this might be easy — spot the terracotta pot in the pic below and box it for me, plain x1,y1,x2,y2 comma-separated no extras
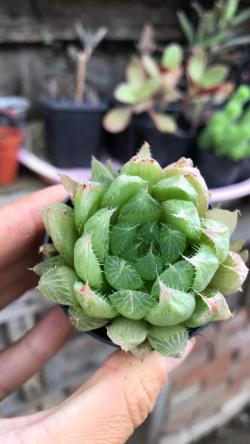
0,126,22,185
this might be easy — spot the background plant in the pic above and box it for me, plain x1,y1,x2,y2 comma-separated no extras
178,0,250,58
42,23,107,103
34,144,248,357
103,26,183,134
182,48,234,128
199,85,250,160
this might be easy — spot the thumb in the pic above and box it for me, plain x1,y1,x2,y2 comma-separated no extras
38,342,194,444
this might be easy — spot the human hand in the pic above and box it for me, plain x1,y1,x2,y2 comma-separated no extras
0,186,194,444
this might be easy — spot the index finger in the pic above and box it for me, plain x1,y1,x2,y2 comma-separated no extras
0,185,66,267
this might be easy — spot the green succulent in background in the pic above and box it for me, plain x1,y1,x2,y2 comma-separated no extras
183,47,234,128
103,25,183,135
199,85,250,161
178,0,250,55
34,144,249,357
187,49,229,92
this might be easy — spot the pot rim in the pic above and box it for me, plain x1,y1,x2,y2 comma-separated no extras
39,97,108,112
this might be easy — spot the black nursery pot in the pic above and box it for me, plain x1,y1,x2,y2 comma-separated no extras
197,150,243,188
106,113,195,167
43,197,204,349
40,98,107,168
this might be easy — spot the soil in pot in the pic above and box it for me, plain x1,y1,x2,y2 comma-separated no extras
105,113,195,167
40,99,107,168
0,126,22,185
197,149,242,188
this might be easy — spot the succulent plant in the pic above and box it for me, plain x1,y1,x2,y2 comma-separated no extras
34,144,248,357
103,25,183,135
199,85,250,160
183,48,234,128
178,0,250,56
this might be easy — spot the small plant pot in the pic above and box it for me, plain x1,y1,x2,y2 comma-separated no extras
238,156,250,181
40,98,107,168
0,126,22,185
197,150,242,188
105,113,194,167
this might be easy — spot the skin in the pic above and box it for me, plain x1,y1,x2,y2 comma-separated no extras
0,185,194,444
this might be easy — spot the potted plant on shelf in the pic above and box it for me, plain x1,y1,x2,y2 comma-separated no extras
40,23,107,168
103,26,188,165
197,85,250,188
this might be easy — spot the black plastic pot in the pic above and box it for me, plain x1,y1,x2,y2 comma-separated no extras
197,150,243,188
238,157,250,181
40,98,107,168
106,113,195,167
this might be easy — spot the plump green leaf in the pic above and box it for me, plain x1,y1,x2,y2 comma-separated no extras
201,218,230,262
33,255,68,276
69,305,108,332
74,182,106,234
137,222,160,251
118,189,162,224
210,251,249,295
91,157,115,183
142,54,161,78
38,265,77,306
135,250,163,281
126,57,146,88
159,225,186,265
150,112,177,133
185,289,232,328
109,290,156,320
121,144,163,185
105,256,143,290
84,208,113,262
102,107,132,133
162,199,201,241
74,235,103,289
152,176,198,204
114,83,137,104
186,244,219,293
101,174,147,210
152,260,194,296
147,281,195,326
110,223,138,257
107,317,148,351
161,43,183,69
201,65,228,89
74,281,117,319
164,157,209,217
42,203,78,265
148,324,188,357
206,208,239,235
136,78,160,102
188,51,207,83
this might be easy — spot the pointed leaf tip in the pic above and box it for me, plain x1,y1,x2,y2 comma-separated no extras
137,142,151,159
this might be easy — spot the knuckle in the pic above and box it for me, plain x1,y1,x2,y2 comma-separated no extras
124,375,162,429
